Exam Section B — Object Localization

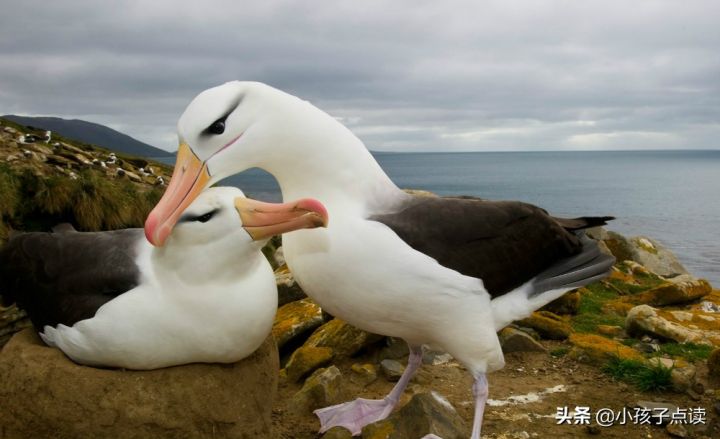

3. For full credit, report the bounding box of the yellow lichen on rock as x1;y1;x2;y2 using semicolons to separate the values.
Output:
568;333;644;363
517;311;572;340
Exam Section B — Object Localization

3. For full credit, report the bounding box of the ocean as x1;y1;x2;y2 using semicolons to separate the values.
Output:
155;150;720;286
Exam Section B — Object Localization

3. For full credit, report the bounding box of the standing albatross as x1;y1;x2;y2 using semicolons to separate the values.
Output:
0;187;328;369
144;82;615;437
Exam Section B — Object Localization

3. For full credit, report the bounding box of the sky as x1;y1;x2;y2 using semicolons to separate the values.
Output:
1;0;718;152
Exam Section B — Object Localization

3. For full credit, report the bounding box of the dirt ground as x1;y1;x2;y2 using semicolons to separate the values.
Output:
272;343;718;438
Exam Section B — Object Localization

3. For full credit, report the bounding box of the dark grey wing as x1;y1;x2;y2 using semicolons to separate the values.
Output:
370;196;614;298
0;229;143;329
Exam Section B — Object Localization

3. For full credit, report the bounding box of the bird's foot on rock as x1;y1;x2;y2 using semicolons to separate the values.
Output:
314;396;397;436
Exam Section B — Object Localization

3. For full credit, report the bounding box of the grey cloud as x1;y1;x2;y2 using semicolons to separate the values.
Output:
1;0;718;151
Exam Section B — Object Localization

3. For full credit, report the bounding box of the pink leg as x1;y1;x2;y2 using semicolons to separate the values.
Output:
314;344;423;436
470;374;488;439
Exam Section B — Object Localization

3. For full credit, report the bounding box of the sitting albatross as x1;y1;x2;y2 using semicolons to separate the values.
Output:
0;186;328;369
144;82;615;437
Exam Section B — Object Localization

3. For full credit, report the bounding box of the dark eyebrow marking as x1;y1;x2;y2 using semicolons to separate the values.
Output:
178;208;221;223
201;95;244;136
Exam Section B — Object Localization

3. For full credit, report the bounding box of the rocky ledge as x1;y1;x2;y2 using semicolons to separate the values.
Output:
0;329;278;439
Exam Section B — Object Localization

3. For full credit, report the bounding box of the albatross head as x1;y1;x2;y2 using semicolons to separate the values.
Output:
145;81;387;246
166;186;328;248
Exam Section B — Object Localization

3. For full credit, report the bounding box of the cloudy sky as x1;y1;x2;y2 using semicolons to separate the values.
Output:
1;0;718;152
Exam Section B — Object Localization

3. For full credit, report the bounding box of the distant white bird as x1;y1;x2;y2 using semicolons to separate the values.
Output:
0;186;328;369
144;82;614;437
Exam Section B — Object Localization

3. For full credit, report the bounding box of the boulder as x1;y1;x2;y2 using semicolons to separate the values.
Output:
627;236;688;278
626;305;720;346
290;366;346;415
283;345;333;382
568;333;644;363
623;275;711;306
362;392;468;439
0;329;278;439
499;327;547;353
272;298;324;349
541;290;581;315
516;311;572;340
303;318;383;357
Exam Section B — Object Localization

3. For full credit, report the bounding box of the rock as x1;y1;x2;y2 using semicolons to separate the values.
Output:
303;318;383;357
290;366;346;415
362;392;468;439
516;311;572;340
272;298;324;349
708;348;720;378
322;427;354;439
499;327;547;353
380;359;405;381
541;290;581;315
379;337;410;361
647;358;696;392
350;363;378;386
274;264;307;305
666;423;688;438
596;325;624;337
568;333;644;363
3;126;17;134
624;276;711;306
422;349;453;365
626;305;720;346
603;230;635;262
627;236;688;278
0;329;278;439
283;345;333;382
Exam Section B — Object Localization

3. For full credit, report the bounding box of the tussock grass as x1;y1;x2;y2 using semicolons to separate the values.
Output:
602;357;672;392
0;164;20;218
655;343;713;362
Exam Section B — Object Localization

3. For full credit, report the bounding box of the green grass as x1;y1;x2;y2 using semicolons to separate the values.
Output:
655;343;713;362
571;282;625;333
602;357;672;392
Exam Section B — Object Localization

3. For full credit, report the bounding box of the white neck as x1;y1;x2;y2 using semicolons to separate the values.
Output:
256;96;407;215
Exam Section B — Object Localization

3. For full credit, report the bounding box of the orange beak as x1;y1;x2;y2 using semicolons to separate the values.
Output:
145;143;210;246
236;197;329;241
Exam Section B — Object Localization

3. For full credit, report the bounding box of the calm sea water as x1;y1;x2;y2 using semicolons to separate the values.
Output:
155;150;720;286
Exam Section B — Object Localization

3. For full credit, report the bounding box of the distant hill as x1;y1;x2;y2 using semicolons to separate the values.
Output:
1;115;173;157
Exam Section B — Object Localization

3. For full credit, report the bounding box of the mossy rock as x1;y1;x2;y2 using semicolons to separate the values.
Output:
569;333;644;363
283;346;334;382
517;311;572;340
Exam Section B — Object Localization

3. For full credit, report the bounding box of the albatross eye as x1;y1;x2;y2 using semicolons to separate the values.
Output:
205;117;226;135
196;212;215;223
179;208;220;224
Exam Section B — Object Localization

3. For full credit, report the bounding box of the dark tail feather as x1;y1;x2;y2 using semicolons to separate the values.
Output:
530;234;615;296
554;216;615;231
